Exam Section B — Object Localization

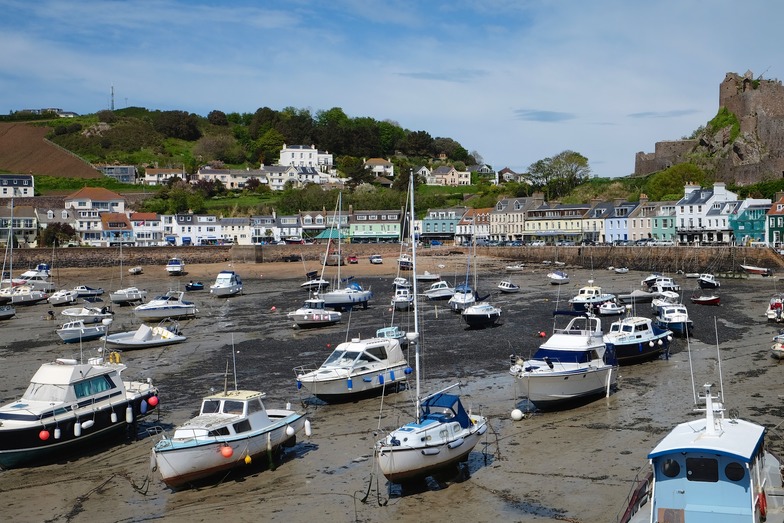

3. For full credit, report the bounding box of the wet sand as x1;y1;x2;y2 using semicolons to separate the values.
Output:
1;257;783;522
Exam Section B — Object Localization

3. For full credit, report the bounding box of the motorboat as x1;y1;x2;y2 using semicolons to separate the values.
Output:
697;273;720;289
740;264;773;276
376;325;407;344
0;285;49;306
621;384;782;523
641;272;663;288
0;350;158;469
598;300;626;316
771;333;784;360
287;297;341;328
294;336;410;402
422;280;454;301
300;271;330;291
102;319;186;349
2;263;55;292
109;287;147;305
448;283;476;312
614;267;629;274
568;281;615;312
604;316;673;365
397;254;413;271
374;168;488;484
316;280;372;311
766;293;784;322
392;277;411;289
48;288;78;306
509;313;616;410
690;293;720;306
56;319;111;344
391;287;414;311
133;291;197;320
547;270;570;285
209;270;242;297
649;276;680;293
0;305;15;320
505;263;526;272
128;266;143;275
165;257;185;275
61;305;114;324
651;290;681;314
617;289;655;304
185;281;204;291
152;389;308;489
497;280;520;293
653;303;693;337
462;302;501;328
73;285;104;298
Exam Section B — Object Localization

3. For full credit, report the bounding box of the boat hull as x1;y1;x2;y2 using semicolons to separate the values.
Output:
57;326;108;343
691;296;720;306
209;285;241;297
375;420;487;483
296;364;409;402
153;412;305;488
654;318;692;337
318;289;372;310
287;312;341;328
462;311;501;328
133;306;197;320
607;334;671;365
513;366;616;410
109;288;147;304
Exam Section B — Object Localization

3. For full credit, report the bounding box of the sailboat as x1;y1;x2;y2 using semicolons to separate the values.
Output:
0;201;16;319
109;242;147;305
316;194;372;310
374;173;488;483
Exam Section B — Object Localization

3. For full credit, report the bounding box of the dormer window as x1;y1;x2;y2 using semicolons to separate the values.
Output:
47;210;54;219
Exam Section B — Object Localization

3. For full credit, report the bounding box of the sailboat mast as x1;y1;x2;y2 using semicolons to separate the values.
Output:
408;173;421;424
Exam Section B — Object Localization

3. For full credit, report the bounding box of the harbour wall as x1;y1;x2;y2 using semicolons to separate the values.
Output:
8;244;784;275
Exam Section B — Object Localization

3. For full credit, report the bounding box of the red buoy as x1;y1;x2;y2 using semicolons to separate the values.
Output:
39;430;50;441
148;396;159;408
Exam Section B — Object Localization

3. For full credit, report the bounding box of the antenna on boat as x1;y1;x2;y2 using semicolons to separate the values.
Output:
685;312;697;405
407;170;422;425
231;334;238;391
223;360;229;395
714;316;725;404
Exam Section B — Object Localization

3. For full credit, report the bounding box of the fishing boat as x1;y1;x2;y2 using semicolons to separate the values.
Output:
184;281;204;291
287;297;342;328
72;285;104;298
0;285;48;306
165;257;185;275
294;336;410;401
415;270;441;283
397;253;413;271
617;289;655;304
651;290;681;314
109;287;147;305
0;350;159;468
61;305;114;324
56;319;111;343
697;273;720;289
48;288;78;306
740;264;773;277
509;312;617;410
766;293;784;322
392;277;411;289
649;276;681;293
209;270;242;297
568;280;615;312
598;300;626;316
128;266;143;275
462;302;501;328
620;382;783;523
102;319;186;349
497;280;520;293
152;385;308;488
133;290;197;320
423;280;454;301
641;272;664;288
0;305;15;320
770;332;784;360
547;270;570;285
374;170;488;483
2;262;56;292
691;293;720;306
505;263;526;272
614;267;629;274
604;316;673;365
391;287;414;311
653;303;693;337
300;270;330;291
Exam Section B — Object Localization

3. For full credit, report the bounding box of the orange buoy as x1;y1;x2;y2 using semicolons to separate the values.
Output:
148;396;159;408
221;446;234;458
39;430;50;441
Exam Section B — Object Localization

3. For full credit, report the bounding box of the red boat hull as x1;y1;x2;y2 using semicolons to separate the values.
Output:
691;296;720;306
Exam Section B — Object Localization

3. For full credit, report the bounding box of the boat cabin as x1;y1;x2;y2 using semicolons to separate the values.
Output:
319;338;405;372
174;390;271;438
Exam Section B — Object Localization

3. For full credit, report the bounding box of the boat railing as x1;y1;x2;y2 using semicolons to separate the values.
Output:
552;327;600;337
614;466;653;523
147;425;167;440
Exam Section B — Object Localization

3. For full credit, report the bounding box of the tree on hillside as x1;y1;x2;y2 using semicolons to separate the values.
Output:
208;110;229;126
253;128;286;165
643;163;706;201
194;134;245;164
338;156;373;189
378;120;406;156
400;130;434;157
39;222;77;247
153;110;201;140
277;106;314;145
249;107;280;140
527;150;591;200
314;107;350;153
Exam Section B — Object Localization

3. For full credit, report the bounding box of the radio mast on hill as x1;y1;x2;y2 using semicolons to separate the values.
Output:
111;85;115;111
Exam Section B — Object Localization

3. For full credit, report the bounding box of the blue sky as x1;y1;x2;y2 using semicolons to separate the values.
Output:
1;0;781;178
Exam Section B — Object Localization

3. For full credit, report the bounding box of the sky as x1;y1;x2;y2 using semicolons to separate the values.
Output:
1;0;781;178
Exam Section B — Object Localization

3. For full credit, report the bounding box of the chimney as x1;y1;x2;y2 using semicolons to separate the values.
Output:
639;193;649;205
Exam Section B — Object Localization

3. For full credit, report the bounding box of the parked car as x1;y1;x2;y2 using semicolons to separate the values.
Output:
509;240;523;247
347;255;359;264
529;240;546;247
430;240;443;246
369;254;383;264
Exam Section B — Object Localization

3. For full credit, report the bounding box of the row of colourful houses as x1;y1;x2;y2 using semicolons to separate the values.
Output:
1;182;783;248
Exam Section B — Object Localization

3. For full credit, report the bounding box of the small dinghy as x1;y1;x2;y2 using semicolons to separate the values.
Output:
185;281;204;291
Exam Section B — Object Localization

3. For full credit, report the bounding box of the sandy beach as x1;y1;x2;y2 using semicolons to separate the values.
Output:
0;255;783;522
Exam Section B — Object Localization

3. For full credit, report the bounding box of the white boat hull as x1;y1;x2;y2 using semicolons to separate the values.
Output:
512;366;616;409
376;418;487;483
209;284;241;297
57;324;108;343
296;363;409;401
133;305;196;320
153;410;305;488
287;311;341;328
110;288;147;304
318;288;372;310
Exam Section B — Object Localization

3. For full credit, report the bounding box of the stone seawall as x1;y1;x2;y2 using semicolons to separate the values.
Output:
6;244;784;274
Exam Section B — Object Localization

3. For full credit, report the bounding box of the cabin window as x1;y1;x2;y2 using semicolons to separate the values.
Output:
686;457;719;482
223;400;244;415
248;398;264;414
233;420;251;433
725;462;745;481
202;400;221;414
634;324;649;332
661;459;680;478
73;375;115;399
365;346;387;360
208;427;230;437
